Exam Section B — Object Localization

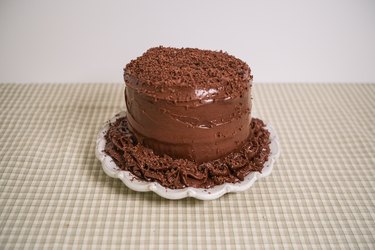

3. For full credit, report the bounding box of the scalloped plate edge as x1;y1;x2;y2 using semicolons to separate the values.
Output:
96;111;280;200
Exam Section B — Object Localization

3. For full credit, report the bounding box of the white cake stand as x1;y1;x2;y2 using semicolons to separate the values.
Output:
95;111;280;200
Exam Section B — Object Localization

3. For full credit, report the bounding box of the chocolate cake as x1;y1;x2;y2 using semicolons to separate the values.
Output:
105;46;270;189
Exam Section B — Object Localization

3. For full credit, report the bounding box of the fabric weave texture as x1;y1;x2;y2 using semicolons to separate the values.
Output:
0;83;374;249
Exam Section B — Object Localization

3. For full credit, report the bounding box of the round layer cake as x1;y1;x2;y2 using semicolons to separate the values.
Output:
104;46;271;189
124;46;253;163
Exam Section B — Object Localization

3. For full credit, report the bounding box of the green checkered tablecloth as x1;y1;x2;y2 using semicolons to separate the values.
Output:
0;83;374;249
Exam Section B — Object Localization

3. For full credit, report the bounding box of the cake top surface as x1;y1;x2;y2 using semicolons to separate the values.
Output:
124;46;252;100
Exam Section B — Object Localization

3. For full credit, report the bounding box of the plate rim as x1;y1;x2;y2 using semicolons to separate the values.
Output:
95;111;280;200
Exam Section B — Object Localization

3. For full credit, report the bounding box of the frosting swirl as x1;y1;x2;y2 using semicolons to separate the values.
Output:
104;116;270;189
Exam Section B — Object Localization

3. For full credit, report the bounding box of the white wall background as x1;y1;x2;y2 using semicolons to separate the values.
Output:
0;0;374;84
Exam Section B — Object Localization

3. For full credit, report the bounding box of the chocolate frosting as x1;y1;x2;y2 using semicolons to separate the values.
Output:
124;46;253;163
104;116;270;189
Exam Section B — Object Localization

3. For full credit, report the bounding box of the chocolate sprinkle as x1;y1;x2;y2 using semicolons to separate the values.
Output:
104;116;271;189
124;46;253;98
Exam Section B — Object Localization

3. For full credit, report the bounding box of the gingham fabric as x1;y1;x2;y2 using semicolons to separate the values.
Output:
0;83;374;249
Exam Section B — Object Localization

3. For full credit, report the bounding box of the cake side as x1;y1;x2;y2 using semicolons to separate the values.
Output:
124;46;253;163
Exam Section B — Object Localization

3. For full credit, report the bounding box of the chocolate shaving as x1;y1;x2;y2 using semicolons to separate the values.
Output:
124;46;253;99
